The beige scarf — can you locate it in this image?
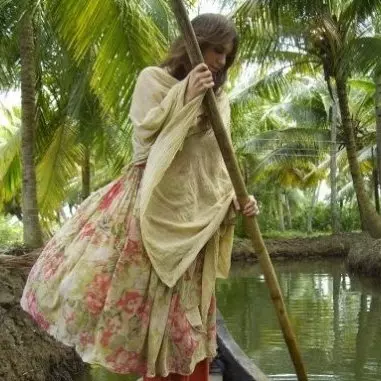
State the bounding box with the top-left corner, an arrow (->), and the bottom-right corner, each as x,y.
129,67 -> 235,309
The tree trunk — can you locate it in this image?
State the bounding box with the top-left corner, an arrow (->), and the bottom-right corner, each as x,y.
372,147 -> 380,213
307,184 -> 320,234
20,11 -> 43,248
375,74 -> 381,194
81,145 -> 91,200
330,103 -> 340,233
277,189 -> 285,231
285,193 -> 292,230
336,77 -> 381,238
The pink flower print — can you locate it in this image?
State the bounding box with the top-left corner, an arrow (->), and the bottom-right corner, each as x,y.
99,181 -> 123,210
79,331 -> 95,346
86,291 -> 104,315
106,348 -> 145,374
42,252 -> 64,280
64,311 -> 75,325
85,273 -> 112,315
126,239 -> 139,253
116,291 -> 143,315
137,299 -> 152,326
120,216 -> 142,264
171,313 -> 191,343
100,317 -> 121,347
93,273 -> 112,293
168,295 -> 191,343
79,222 -> 96,239
182,334 -> 198,357
122,239 -> 141,264
168,295 -> 199,356
25,291 -> 50,330
100,326 -> 114,347
127,217 -> 139,241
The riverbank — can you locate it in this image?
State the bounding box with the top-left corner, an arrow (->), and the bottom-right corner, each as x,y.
347,234 -> 381,277
235,231 -> 381,280
0,267 -> 85,381
232,232 -> 366,262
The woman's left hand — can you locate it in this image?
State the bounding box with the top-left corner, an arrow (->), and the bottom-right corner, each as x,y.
233,195 -> 260,217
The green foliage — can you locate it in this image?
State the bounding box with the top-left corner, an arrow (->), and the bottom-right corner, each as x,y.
49,0 -> 169,120
261,230 -> 330,239
236,200 -> 361,238
340,203 -> 362,232
289,202 -> 361,232
0,215 -> 22,247
0,0 -> 380,240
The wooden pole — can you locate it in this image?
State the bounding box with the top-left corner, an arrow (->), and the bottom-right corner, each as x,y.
170,1 -> 308,380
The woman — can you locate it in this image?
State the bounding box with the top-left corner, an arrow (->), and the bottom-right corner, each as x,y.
20,13 -> 258,381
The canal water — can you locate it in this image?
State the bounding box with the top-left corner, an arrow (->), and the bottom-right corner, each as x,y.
79,258 -> 381,381
218,259 -> 381,381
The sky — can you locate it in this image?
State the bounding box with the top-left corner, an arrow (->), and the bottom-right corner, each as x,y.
0,90 -> 20,125
189,0 -> 235,17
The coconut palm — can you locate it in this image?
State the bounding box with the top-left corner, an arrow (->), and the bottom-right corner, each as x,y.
0,0 -> 170,244
233,0 -> 381,237
47,0 -> 170,120
229,73 -> 334,235
19,2 -> 43,247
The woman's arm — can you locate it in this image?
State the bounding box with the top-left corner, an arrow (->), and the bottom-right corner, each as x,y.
233,196 -> 260,217
184,63 -> 214,104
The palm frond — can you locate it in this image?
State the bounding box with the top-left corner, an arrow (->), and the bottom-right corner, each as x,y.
0,122 -> 21,204
49,0 -> 168,120
347,36 -> 381,75
36,122 -> 83,219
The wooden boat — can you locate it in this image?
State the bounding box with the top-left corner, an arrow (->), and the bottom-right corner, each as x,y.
211,310 -> 269,381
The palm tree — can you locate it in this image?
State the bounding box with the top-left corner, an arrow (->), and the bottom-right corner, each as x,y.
375,73 -> 381,193
48,0 -> 169,119
234,0 -> 381,237
231,73 -> 335,231
0,0 -> 168,241
19,4 -> 43,247
330,102 -> 340,232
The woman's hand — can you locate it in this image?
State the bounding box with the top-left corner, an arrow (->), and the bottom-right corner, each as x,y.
233,195 -> 260,217
185,63 -> 214,104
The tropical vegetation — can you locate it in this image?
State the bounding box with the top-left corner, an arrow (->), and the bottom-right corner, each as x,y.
1,0 -> 381,247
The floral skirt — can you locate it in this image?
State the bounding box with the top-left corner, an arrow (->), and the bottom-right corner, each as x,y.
20,165 -> 217,377
144,359 -> 209,380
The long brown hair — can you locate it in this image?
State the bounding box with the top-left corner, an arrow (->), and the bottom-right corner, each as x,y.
161,13 -> 239,92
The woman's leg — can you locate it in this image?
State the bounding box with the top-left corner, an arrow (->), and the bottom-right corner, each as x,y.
143,359 -> 209,381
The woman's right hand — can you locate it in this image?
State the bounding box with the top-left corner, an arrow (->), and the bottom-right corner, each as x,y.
185,63 -> 214,104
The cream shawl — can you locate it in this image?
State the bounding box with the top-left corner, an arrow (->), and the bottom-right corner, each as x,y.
129,67 -> 235,295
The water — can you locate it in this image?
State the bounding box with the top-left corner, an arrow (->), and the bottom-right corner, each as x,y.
79,258 -> 381,381
217,259 -> 381,381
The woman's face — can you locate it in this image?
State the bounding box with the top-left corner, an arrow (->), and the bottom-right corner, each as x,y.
203,41 -> 234,74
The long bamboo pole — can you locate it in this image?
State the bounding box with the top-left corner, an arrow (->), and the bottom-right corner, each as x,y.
170,1 -> 308,380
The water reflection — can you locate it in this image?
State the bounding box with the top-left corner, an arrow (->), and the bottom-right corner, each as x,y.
216,259 -> 381,381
